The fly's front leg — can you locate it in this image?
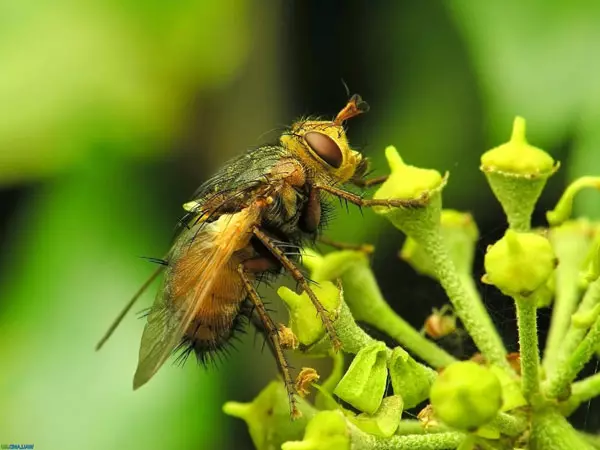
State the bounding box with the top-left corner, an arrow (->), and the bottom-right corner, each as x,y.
351,175 -> 388,188
315,183 -> 427,209
318,236 -> 374,255
252,228 -> 342,351
237,265 -> 300,419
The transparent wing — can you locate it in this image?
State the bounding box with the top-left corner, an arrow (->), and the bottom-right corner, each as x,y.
133,203 -> 263,389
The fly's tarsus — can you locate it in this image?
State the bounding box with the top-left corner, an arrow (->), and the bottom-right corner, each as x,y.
252,227 -> 342,352
237,265 -> 300,419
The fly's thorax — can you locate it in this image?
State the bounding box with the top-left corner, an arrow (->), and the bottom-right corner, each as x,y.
280,120 -> 363,185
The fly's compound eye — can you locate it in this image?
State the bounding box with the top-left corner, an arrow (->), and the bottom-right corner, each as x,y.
304,132 -> 343,169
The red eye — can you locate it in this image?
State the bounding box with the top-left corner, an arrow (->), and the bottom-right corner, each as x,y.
304,132 -> 343,169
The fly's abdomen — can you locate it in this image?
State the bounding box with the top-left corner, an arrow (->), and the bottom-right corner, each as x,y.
182,259 -> 248,359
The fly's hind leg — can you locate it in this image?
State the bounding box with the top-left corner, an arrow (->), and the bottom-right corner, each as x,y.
253,227 -> 342,351
237,265 -> 300,419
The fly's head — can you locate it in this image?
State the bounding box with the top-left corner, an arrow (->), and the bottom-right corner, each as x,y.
281,94 -> 369,184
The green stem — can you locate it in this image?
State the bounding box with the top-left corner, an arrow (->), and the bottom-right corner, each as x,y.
456,435 -> 476,450
579,432 -> 600,449
515,297 -> 540,400
489,412 -> 528,437
340,260 -> 456,369
395,420 -> 448,435
559,370 -> 600,416
571,371 -> 600,404
423,227 -> 511,374
543,226 -> 590,374
507,210 -> 531,232
545,314 -> 600,399
335,300 -> 380,354
550,279 -> 600,379
530,409 -> 594,450
351,425 -> 465,450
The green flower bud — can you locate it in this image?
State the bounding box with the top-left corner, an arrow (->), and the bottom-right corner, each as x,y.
480,117 -> 558,231
223,381 -> 317,450
400,209 -> 479,278
481,117 -> 555,176
388,347 -> 434,408
483,229 -> 557,297
278,281 -> 341,348
333,341 -> 388,414
307,249 -> 368,283
430,361 -> 502,431
347,395 -> 403,438
300,248 -> 457,370
373,146 -> 445,209
547,177 -> 600,227
282,411 -> 350,450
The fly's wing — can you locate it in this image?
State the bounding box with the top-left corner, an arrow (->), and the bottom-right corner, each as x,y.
133,202 -> 263,389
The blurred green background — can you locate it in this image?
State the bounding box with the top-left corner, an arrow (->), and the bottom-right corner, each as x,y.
1,1 -> 600,449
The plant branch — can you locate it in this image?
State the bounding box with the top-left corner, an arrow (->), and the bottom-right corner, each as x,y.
422,225 -> 512,375
543,225 -> 590,373
544,314 -> 600,399
515,296 -> 540,400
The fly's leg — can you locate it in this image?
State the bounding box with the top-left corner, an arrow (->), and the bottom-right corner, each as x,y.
253,227 -> 342,351
352,175 -> 388,188
317,236 -> 374,254
315,183 -> 427,208
237,265 -> 300,419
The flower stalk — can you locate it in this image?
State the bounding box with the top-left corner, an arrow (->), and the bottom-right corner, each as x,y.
515,296 -> 541,401
544,221 -> 592,374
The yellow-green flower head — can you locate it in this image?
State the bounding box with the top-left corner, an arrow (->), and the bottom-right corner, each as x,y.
278,281 -> 341,348
282,411 -> 350,450
483,229 -> 557,297
430,361 -> 502,431
373,146 -> 444,210
481,117 -> 556,178
223,381 -> 316,450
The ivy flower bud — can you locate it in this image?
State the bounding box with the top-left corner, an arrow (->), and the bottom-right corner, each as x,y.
400,209 -> 479,279
223,381 -> 317,450
347,395 -> 403,438
372,146 -> 447,237
333,341 -> 388,414
430,361 -> 502,431
388,347 -> 435,408
282,411 -> 350,450
278,281 -> 341,349
483,229 -> 557,297
480,117 -> 558,231
373,146 -> 444,207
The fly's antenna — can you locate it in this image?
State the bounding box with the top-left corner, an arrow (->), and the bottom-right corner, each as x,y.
95,266 -> 164,351
341,78 -> 351,99
334,93 -> 370,125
